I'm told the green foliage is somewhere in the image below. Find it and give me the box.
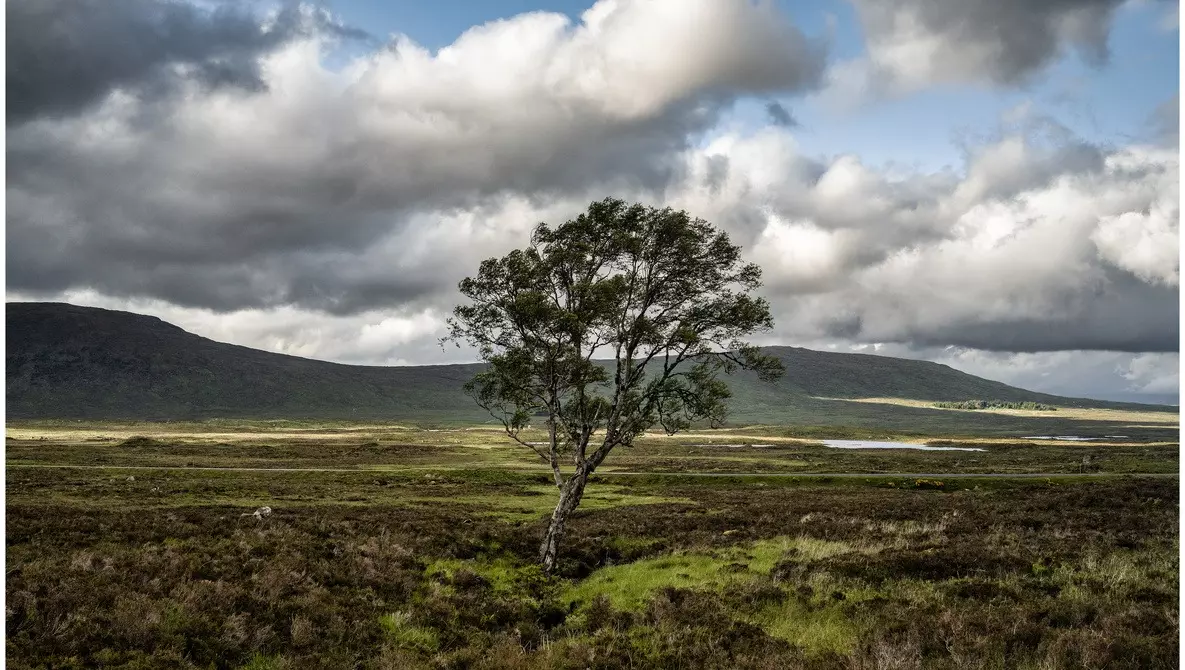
[446,198,784,458]
[934,400,1059,411]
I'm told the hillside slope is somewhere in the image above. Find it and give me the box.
[6,302,481,421]
[6,303,1174,433]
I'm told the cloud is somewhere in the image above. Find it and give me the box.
[1148,93,1179,146]
[765,101,797,127]
[1092,204,1179,287]
[662,124,1178,353]
[1157,0,1180,31]
[12,105,1175,350]
[7,0,827,313]
[830,0,1129,101]
[5,0,365,124]
[1120,352,1180,395]
[5,0,1178,396]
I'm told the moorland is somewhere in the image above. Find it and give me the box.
[6,420,1179,669]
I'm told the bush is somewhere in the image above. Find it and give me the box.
[933,400,1058,411]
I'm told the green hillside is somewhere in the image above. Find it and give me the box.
[6,302,1176,437]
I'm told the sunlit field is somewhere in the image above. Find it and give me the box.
[825,397,1181,425]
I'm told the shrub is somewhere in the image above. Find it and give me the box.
[933,400,1058,411]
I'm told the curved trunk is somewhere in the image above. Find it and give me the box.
[539,467,590,573]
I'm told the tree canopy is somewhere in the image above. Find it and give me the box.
[445,197,783,570]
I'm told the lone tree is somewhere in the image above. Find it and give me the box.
[445,198,783,573]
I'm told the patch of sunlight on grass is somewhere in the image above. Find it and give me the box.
[424,557,543,595]
[563,536,863,611]
[378,611,439,653]
[564,553,736,611]
[604,535,662,554]
[750,599,859,656]
[1046,546,1179,597]
[581,487,693,511]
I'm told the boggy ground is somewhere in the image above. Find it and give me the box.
[6,454,1179,670]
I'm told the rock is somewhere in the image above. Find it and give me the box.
[125,476,135,482]
[252,506,273,520]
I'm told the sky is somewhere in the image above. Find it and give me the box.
[5,0,1181,405]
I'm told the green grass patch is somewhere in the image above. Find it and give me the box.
[563,537,862,611]
[424,556,545,595]
[378,611,439,653]
[750,599,860,656]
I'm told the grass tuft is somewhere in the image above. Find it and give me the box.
[378,612,439,653]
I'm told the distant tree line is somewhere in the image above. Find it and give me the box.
[933,400,1058,411]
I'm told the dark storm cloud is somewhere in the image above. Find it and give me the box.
[6,0,364,124]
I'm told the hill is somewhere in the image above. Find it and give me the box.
[6,302,1176,435]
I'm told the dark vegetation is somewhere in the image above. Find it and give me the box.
[7,303,1174,430]
[934,400,1058,411]
[7,460,1178,670]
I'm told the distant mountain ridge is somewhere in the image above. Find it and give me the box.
[6,302,1174,430]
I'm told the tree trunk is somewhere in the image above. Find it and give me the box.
[539,466,590,573]
[547,419,562,487]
